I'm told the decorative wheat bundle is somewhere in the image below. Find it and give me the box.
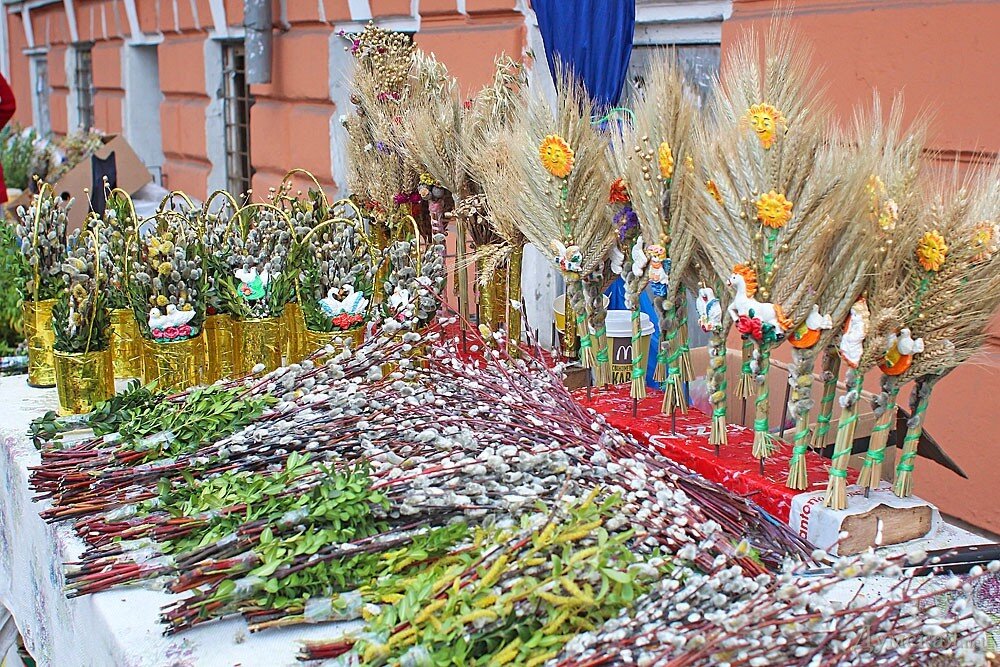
[832,99,928,495]
[690,22,851,466]
[488,70,616,384]
[883,164,1000,499]
[607,52,698,404]
[822,102,927,509]
[339,22,421,241]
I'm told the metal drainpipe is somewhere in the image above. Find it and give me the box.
[244,0,272,84]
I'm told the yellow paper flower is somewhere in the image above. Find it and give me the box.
[971,221,998,263]
[158,261,173,275]
[539,134,574,178]
[156,295,169,307]
[658,142,674,179]
[419,172,435,186]
[916,230,948,272]
[706,179,723,205]
[742,103,786,149]
[755,191,793,229]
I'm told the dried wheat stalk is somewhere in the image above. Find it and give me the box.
[689,20,857,467]
[486,68,616,383]
[608,51,699,409]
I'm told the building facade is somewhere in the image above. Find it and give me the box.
[2,0,999,533]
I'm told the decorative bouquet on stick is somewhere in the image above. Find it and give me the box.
[487,69,616,384]
[607,51,698,406]
[691,22,871,468]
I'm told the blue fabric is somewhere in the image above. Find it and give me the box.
[605,277,660,386]
[532,0,635,108]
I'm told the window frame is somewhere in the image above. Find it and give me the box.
[220,40,253,197]
[72,42,95,131]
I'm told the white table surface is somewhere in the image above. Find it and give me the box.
[0,374,356,667]
[0,373,993,666]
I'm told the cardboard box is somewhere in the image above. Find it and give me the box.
[7,135,152,231]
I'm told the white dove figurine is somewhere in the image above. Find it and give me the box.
[148,307,166,331]
[162,304,196,328]
[805,304,833,331]
[550,240,583,274]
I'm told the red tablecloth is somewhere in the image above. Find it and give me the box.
[575,385,859,522]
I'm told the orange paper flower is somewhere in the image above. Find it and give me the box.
[916,230,948,272]
[657,142,674,179]
[742,103,786,149]
[706,179,723,205]
[539,134,574,178]
[609,178,630,204]
[755,191,793,229]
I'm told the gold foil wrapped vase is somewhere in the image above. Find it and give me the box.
[24,299,57,387]
[143,334,206,392]
[283,302,303,364]
[53,348,115,415]
[233,317,282,376]
[203,314,235,383]
[300,326,364,362]
[110,309,144,379]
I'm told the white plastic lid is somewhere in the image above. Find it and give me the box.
[604,309,654,338]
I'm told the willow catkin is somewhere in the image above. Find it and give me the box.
[785,346,818,490]
[893,375,939,498]
[857,374,901,490]
[566,279,594,370]
[823,368,864,510]
[810,345,841,449]
[707,325,730,449]
[583,266,611,386]
[657,295,686,414]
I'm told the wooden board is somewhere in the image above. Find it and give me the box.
[839,504,934,555]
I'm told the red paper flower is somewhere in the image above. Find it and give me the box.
[609,178,630,204]
[735,314,763,341]
[331,313,364,331]
[151,328,163,338]
[164,326,180,339]
[178,324,192,337]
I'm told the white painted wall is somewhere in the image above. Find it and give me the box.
[121,44,164,183]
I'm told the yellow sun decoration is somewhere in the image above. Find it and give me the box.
[916,230,948,272]
[755,191,793,229]
[657,142,674,179]
[743,103,786,149]
[539,134,574,179]
[971,221,998,263]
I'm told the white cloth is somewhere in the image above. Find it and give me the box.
[0,375,356,667]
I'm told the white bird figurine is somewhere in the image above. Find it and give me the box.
[609,244,626,278]
[149,304,196,331]
[388,285,411,314]
[696,287,723,333]
[234,267,270,301]
[319,285,368,317]
[838,299,869,368]
[805,304,834,331]
[892,328,925,356]
[550,240,583,275]
[880,327,925,376]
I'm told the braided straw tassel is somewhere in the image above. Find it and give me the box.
[707,327,728,450]
[505,243,523,357]
[629,306,646,399]
[823,369,864,510]
[857,375,900,490]
[893,375,938,498]
[810,345,841,450]
[653,297,668,384]
[658,296,686,414]
[751,342,777,460]
[583,268,611,386]
[566,279,595,370]
[736,338,757,401]
[677,288,695,383]
[785,347,818,490]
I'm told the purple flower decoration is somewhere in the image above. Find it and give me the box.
[375,141,389,153]
[393,192,410,206]
[351,39,361,54]
[614,205,639,241]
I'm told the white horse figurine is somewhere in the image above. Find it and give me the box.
[839,299,869,368]
[320,285,368,317]
[696,287,723,333]
[725,264,793,335]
